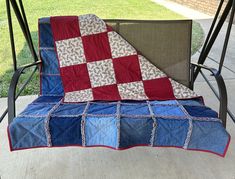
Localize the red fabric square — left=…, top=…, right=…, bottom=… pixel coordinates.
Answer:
left=82, top=32, right=112, bottom=62
left=60, top=64, right=91, bottom=92
left=106, top=25, right=113, bottom=32
left=92, top=84, right=121, bottom=101
left=50, top=16, right=81, bottom=41
left=143, top=77, right=175, bottom=100
left=113, top=55, right=142, bottom=84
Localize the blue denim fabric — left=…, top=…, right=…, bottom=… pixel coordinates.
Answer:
left=40, top=18, right=63, bottom=96
left=87, top=103, right=117, bottom=115
left=52, top=103, right=86, bottom=116
left=85, top=116, right=117, bottom=148
left=33, top=96, right=63, bottom=103
left=154, top=118, right=188, bottom=147
left=50, top=117, right=82, bottom=146
left=9, top=117, right=47, bottom=149
left=178, top=99, right=203, bottom=106
left=40, top=49, right=59, bottom=74
left=39, top=18, right=54, bottom=48
left=188, top=121, right=229, bottom=155
left=119, top=117, right=153, bottom=148
left=9, top=97, right=230, bottom=155
left=120, top=104, right=150, bottom=115
left=151, top=105, right=186, bottom=117
left=183, top=106, right=218, bottom=118
left=41, top=75, right=64, bottom=96
left=19, top=103, right=55, bottom=116
left=150, top=100, right=178, bottom=105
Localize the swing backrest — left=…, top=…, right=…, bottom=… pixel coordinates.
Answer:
left=39, top=17, right=192, bottom=96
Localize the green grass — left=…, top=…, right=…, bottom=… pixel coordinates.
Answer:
left=0, top=0, right=204, bottom=97
left=192, top=22, right=204, bottom=56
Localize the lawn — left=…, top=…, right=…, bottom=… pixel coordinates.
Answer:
left=0, top=0, right=204, bottom=97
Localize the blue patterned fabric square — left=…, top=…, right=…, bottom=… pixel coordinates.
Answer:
left=188, top=121, right=229, bottom=155
left=119, top=117, right=153, bottom=148
left=49, top=117, right=82, bottom=146
left=151, top=105, right=185, bottom=117
left=120, top=104, right=150, bottom=115
left=183, top=106, right=218, bottom=118
left=154, top=118, right=188, bottom=147
left=41, top=75, right=64, bottom=96
left=52, top=103, right=86, bottom=116
left=9, top=117, right=47, bottom=149
left=85, top=116, right=117, bottom=148
left=19, top=103, right=55, bottom=116
left=87, top=103, right=116, bottom=115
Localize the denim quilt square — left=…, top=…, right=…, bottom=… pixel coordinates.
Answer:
left=154, top=118, right=188, bottom=147
left=119, top=117, right=153, bottom=148
left=85, top=116, right=117, bottom=148
left=50, top=117, right=82, bottom=146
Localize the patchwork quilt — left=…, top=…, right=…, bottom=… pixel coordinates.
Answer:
left=50, top=15, right=197, bottom=102
left=7, top=15, right=230, bottom=157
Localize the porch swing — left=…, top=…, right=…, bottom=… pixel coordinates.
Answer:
left=1, top=0, right=235, bottom=157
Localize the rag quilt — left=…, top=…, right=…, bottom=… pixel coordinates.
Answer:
left=7, top=15, right=230, bottom=157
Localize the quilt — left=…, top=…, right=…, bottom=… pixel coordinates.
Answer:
left=50, top=14, right=198, bottom=102
left=7, top=16, right=230, bottom=157
left=8, top=96, right=230, bottom=157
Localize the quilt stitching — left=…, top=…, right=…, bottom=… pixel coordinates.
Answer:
left=116, top=101, right=121, bottom=149
left=44, top=99, right=63, bottom=147
left=12, top=119, right=47, bottom=148
left=85, top=117, right=116, bottom=146
left=178, top=102, right=194, bottom=149
left=81, top=102, right=90, bottom=146
left=49, top=118, right=81, bottom=141
left=157, top=118, right=188, bottom=146
left=147, top=101, right=157, bottom=146
left=32, top=101, right=220, bottom=122
left=9, top=95, right=230, bottom=156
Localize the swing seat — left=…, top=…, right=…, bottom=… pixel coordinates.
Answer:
left=7, top=17, right=230, bottom=157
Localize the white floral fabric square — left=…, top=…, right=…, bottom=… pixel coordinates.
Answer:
left=87, top=59, right=116, bottom=88
left=108, top=31, right=137, bottom=59
left=79, top=14, right=107, bottom=36
left=56, top=37, right=86, bottom=67
left=118, top=81, right=147, bottom=100
left=170, top=79, right=198, bottom=98
left=138, top=55, right=166, bottom=80
left=64, top=89, right=94, bottom=102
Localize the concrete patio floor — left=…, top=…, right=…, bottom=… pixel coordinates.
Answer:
left=1, top=1, right=235, bottom=179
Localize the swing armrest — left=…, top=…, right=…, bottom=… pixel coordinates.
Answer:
left=190, top=62, right=227, bottom=127
left=8, top=61, right=41, bottom=124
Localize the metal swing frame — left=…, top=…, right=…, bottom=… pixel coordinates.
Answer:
left=0, top=0, right=235, bottom=128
